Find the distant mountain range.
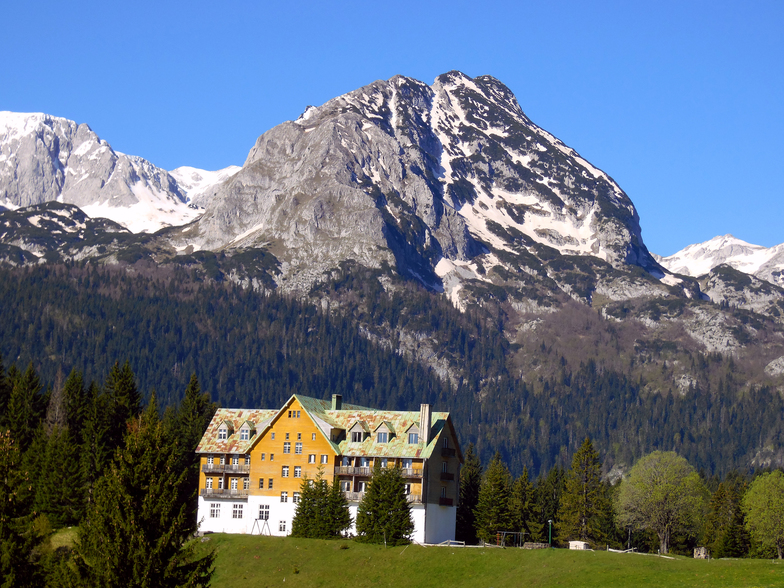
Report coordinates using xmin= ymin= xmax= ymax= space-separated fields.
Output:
xmin=1 ymin=73 xmax=783 ymax=473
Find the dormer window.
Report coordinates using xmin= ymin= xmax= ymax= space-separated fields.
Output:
xmin=377 ymin=432 xmax=388 ymax=443
xmin=218 ymin=428 xmax=227 ymax=440
xmin=351 ymin=431 xmax=363 ymax=443
xmin=408 ymin=432 xmax=419 ymax=444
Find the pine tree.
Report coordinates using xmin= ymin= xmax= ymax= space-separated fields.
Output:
xmin=5 ymin=362 xmax=44 ymax=452
xmin=34 ymin=426 xmax=84 ymax=527
xmin=103 ymin=361 xmax=142 ymax=451
xmin=474 ymin=452 xmax=512 ymax=544
xmin=557 ymin=438 xmax=610 ymax=545
xmin=705 ymin=480 xmax=748 ymax=558
xmin=456 ymin=443 xmax=482 ymax=544
xmin=175 ymin=374 xmax=216 ymax=450
xmin=62 ymin=368 xmax=87 ymax=436
xmin=509 ymin=466 xmax=542 ymax=543
xmin=535 ymin=465 xmax=565 ymax=544
xmin=80 ymin=382 xmax=111 ymax=507
xmin=75 ymin=415 xmax=214 ymax=587
xmin=0 ymin=429 xmax=43 ymax=587
xmin=0 ymin=354 xmax=10 ymax=421
xmin=292 ymin=471 xmax=351 ymax=539
xmin=356 ymin=466 xmax=414 ymax=545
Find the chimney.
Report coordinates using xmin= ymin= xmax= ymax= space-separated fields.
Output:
xmin=419 ymin=403 xmax=431 ymax=445
xmin=331 ymin=394 xmax=342 ymax=411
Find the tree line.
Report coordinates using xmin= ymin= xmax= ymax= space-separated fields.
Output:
xmin=457 ymin=439 xmax=784 ymax=559
xmin=0 ymin=357 xmax=216 ymax=587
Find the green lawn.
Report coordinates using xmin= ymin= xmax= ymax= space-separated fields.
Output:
xmin=200 ymin=534 xmax=784 ymax=588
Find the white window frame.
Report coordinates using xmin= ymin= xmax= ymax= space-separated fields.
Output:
xmin=308 ymin=454 xmax=316 ymax=464
xmin=283 ymin=442 xmax=291 ymax=454
xmin=279 ymin=520 xmax=286 ymax=532
xmin=218 ymin=478 xmax=224 ymax=489
xmin=293 ymin=491 xmax=300 ymax=504
xmin=231 ymin=478 xmax=238 ymax=490
xmin=243 ymin=477 xmax=250 ymax=490
xmin=210 ymin=503 xmax=220 ymax=518
xmin=377 ymin=432 xmax=388 ymax=443
xmin=295 ymin=442 xmax=302 ymax=454
xmin=281 ymin=492 xmax=288 ymax=503
xmin=206 ymin=477 xmax=213 ymax=489
xmin=218 ymin=428 xmax=227 ymax=440
xmin=259 ymin=505 xmax=269 ymax=520
xmin=232 ymin=503 xmax=244 ymax=519
xmin=294 ymin=466 xmax=302 ymax=478
xmin=408 ymin=432 xmax=418 ymax=444
xmin=321 ymin=455 xmax=329 ymax=464
xmin=282 ymin=466 xmax=289 ymax=478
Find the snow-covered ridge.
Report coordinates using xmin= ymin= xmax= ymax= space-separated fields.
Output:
xmin=0 ymin=111 xmax=220 ymax=234
xmin=657 ymin=234 xmax=784 ymax=287
xmin=170 ymin=165 xmax=241 ymax=204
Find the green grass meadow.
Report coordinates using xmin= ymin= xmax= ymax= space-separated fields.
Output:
xmin=198 ymin=534 xmax=784 ymax=588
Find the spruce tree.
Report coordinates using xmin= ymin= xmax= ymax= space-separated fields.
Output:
xmin=705 ymin=480 xmax=748 ymax=558
xmin=456 ymin=442 xmax=482 ymax=544
xmin=5 ymin=362 xmax=44 ymax=452
xmin=0 ymin=354 xmax=10 ymax=421
xmin=62 ymin=368 xmax=87 ymax=435
xmin=509 ymin=466 xmax=542 ymax=543
xmin=80 ymin=382 xmax=111 ymax=507
xmin=75 ymin=413 xmax=214 ymax=587
xmin=557 ymin=438 xmax=610 ymax=545
xmin=34 ymin=426 xmax=84 ymax=527
xmin=103 ymin=361 xmax=142 ymax=451
xmin=356 ymin=466 xmax=414 ymax=545
xmin=474 ymin=452 xmax=512 ymax=544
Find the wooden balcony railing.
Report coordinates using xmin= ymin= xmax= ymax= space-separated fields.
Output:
xmin=440 ymin=472 xmax=455 ymax=481
xmin=400 ymin=468 xmax=423 ymax=478
xmin=334 ymin=466 xmax=373 ymax=476
xmin=439 ymin=497 xmax=454 ymax=506
xmin=341 ymin=491 xmax=422 ymax=504
xmin=202 ymin=463 xmax=250 ymax=474
xmin=441 ymin=447 xmax=456 ymax=457
xmin=200 ymin=488 xmax=249 ymax=498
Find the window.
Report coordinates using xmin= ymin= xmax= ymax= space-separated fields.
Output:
xmin=340 ymin=480 xmax=351 ymax=492
xmin=271 ymin=432 xmax=275 ymax=440
xmin=210 ymin=503 xmax=220 ymax=518
xmin=357 ymin=481 xmax=367 ymax=492
xmin=288 ymin=410 xmax=292 ymax=418
xmin=297 ymin=410 xmax=301 ymax=418
xmin=294 ymin=466 xmax=302 ymax=478
xmin=245 ymin=455 xmax=251 ymax=465
xmin=443 ymin=437 xmax=449 ymax=448
xmin=377 ymin=432 xmax=388 ymax=443
xmin=232 ymin=504 xmax=244 ymax=519
xmin=240 ymin=428 xmax=249 ymax=440
xmin=360 ymin=457 xmax=370 ymax=467
xmin=259 ymin=478 xmax=264 ymax=489
xmin=403 ymin=458 xmax=412 ymax=469
xmin=219 ymin=456 xmax=226 ymax=465
xmin=207 ymin=455 xmax=214 ymax=465
xmin=351 ymin=431 xmax=362 ymax=443
xmin=408 ymin=432 xmax=418 ymax=444
xmin=285 ymin=433 xmax=290 ymax=440
xmin=342 ymin=456 xmax=350 ymax=466
xmin=231 ymin=478 xmax=238 ymax=490
xmin=218 ymin=428 xmax=227 ymax=440
xmin=218 ymin=478 xmax=224 ymax=489
xmin=259 ymin=505 xmax=269 ymax=520
xmin=321 ymin=455 xmax=329 ymax=464
xmin=283 ymin=442 xmax=291 ymax=454
xmin=206 ymin=477 xmax=213 ymax=489
xmin=243 ymin=478 xmax=250 ymax=490
xmin=440 ymin=486 xmax=447 ymax=498
xmin=442 ymin=461 xmax=448 ymax=473
xmin=380 ymin=458 xmax=388 ymax=468
xmin=232 ymin=456 xmax=239 ymax=465
xmin=293 ymin=492 xmax=300 ymax=504
xmin=308 ymin=454 xmax=316 ymax=464
xmin=312 ymin=433 xmax=316 ymax=441
xmin=270 ymin=454 xmax=274 ymax=461
xmin=268 ymin=478 xmax=273 ymax=489
xmin=281 ymin=492 xmax=288 ymax=503
xmin=261 ymin=453 xmax=266 ymax=461
xmin=279 ymin=520 xmax=286 ymax=532
xmin=404 ymin=484 xmax=411 ymax=495
xmin=282 ymin=466 xmax=289 ymax=477
xmin=295 ymin=442 xmax=302 ymax=454
xmin=297 ymin=433 xmax=301 ymax=440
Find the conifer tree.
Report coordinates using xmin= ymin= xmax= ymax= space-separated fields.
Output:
xmin=175 ymin=374 xmax=216 ymax=450
xmin=80 ymin=382 xmax=111 ymax=506
xmin=5 ymin=362 xmax=44 ymax=452
xmin=103 ymin=361 xmax=141 ymax=450
xmin=557 ymin=438 xmax=610 ymax=544
xmin=535 ymin=465 xmax=565 ymax=543
xmin=34 ymin=426 xmax=84 ymax=527
xmin=356 ymin=466 xmax=413 ymax=545
xmin=292 ymin=470 xmax=351 ymax=539
xmin=0 ymin=430 xmax=43 ymax=587
xmin=704 ymin=479 xmax=748 ymax=558
xmin=456 ymin=443 xmax=482 ymax=544
xmin=62 ymin=368 xmax=87 ymax=435
xmin=0 ymin=354 xmax=10 ymax=420
xmin=75 ymin=414 xmax=214 ymax=587
xmin=474 ymin=452 xmax=512 ymax=544
xmin=509 ymin=466 xmax=542 ymax=542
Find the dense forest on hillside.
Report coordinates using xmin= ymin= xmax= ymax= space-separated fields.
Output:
xmin=1 ymin=262 xmax=783 ymax=477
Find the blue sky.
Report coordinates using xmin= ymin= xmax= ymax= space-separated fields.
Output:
xmin=2 ymin=1 xmax=781 ymax=255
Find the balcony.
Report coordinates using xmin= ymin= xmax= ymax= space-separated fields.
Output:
xmin=341 ymin=491 xmax=422 ymax=504
xmin=439 ymin=497 xmax=454 ymax=506
xmin=400 ymin=468 xmax=423 ymax=478
xmin=440 ymin=472 xmax=455 ymax=481
xmin=441 ymin=447 xmax=456 ymax=457
xmin=334 ymin=466 xmax=372 ymax=476
xmin=202 ymin=463 xmax=250 ymax=474
xmin=200 ymin=488 xmax=249 ymax=499
xmin=406 ymin=494 xmax=422 ymax=504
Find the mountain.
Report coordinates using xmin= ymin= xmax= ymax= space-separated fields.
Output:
xmin=656 ymin=234 xmax=784 ymax=288
xmin=169 ymin=165 xmax=241 ymax=205
xmin=0 ymin=111 xmax=201 ymax=233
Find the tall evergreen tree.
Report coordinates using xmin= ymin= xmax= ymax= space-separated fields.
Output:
xmin=80 ymin=382 xmax=111 ymax=507
xmin=456 ymin=443 xmax=482 ymax=544
xmin=175 ymin=374 xmax=216 ymax=450
xmin=704 ymin=479 xmax=748 ymax=558
xmin=474 ymin=452 xmax=512 ymax=544
xmin=62 ymin=368 xmax=87 ymax=436
xmin=356 ymin=466 xmax=414 ymax=545
xmin=535 ymin=465 xmax=565 ymax=544
xmin=103 ymin=361 xmax=141 ymax=451
xmin=0 ymin=430 xmax=43 ymax=587
xmin=5 ymin=362 xmax=44 ymax=452
xmin=557 ymin=438 xmax=610 ymax=545
xmin=291 ymin=470 xmax=351 ymax=539
xmin=0 ymin=354 xmax=10 ymax=421
xmin=34 ymin=426 xmax=84 ymax=527
xmin=75 ymin=416 xmax=214 ymax=587
xmin=509 ymin=466 xmax=542 ymax=542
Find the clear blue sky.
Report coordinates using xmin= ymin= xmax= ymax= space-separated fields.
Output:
xmin=2 ymin=1 xmax=782 ymax=255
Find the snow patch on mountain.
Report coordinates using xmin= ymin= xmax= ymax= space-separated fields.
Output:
xmin=170 ymin=165 xmax=241 ymax=204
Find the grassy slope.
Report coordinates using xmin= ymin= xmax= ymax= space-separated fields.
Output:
xmin=201 ymin=534 xmax=784 ymax=588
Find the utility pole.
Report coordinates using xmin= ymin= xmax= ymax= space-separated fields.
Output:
xmin=548 ymin=519 xmax=553 ymax=547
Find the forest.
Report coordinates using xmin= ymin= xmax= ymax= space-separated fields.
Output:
xmin=1 ymin=262 xmax=782 ymax=479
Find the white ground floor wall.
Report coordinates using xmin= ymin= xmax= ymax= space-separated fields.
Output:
xmin=197 ymin=495 xmax=456 ymax=544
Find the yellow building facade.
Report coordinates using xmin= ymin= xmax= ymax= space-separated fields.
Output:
xmin=196 ymin=394 xmax=462 ymax=543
